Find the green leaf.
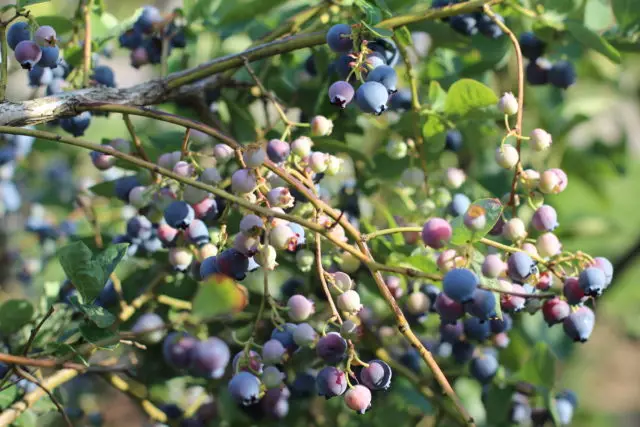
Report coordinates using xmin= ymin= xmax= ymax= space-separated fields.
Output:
xmin=484 ymin=384 xmax=515 ymax=425
xmin=450 ymin=198 xmax=503 ymax=246
xmin=94 ymin=243 xmax=128 ymax=280
xmin=0 ymin=299 xmax=34 ymax=334
xmin=428 ymin=81 xmax=447 ymax=112
xmin=444 ymin=79 xmax=498 ymax=117
xmin=611 ymin=0 xmax=640 ymax=33
xmin=88 ymin=180 xmax=117 ymax=198
xmin=78 ymin=304 xmax=115 ymax=328
xmin=12 ymin=409 xmax=37 ymax=427
xmin=422 ymin=115 xmax=446 ymax=139
xmin=354 ymin=0 xmax=382 ymax=25
xmin=18 ymin=0 xmax=50 ymax=7
xmin=360 ymin=21 xmax=393 ymax=39
xmin=394 ymin=26 xmax=412 ymax=47
xmin=79 ymin=322 xmax=119 ymax=349
xmin=0 ymin=386 xmax=17 ymax=409
xmin=565 ymin=20 xmax=621 ymax=63
xmin=516 ymin=342 xmax=556 ymax=388
xmin=64 ymin=46 xmax=83 ymax=68
xmin=35 ymin=16 xmax=73 ymax=35
xmin=191 ymin=274 xmax=248 ymax=320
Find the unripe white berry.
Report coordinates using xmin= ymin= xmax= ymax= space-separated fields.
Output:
xmin=530 ymin=128 xmax=552 ymax=152
xmin=539 ymin=170 xmax=560 ymax=194
xmin=337 ymin=290 xmax=363 ymax=314
xmin=291 ymin=136 xmax=313 ymax=157
xmin=495 ymin=144 xmax=519 ymax=169
xmin=502 ymin=218 xmax=527 ymax=242
xmin=310 ymin=115 xmax=333 ymax=136
xmin=498 ymin=92 xmax=518 ymax=116
xmin=255 ymin=244 xmax=278 ymax=270
xmin=308 ymin=152 xmax=329 ymax=173
xmin=445 ymin=167 xmax=466 ymax=189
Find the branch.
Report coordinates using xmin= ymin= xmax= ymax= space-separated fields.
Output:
xmin=0 ymin=0 xmax=496 ymax=127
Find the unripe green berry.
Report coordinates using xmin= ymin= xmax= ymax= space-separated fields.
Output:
xmin=386 ymin=140 xmax=408 ymax=159
xmin=310 ymin=115 xmax=333 ymax=136
xmin=296 ymin=249 xmax=315 ymax=272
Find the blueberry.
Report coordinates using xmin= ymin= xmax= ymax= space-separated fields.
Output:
xmin=34 ymin=26 xmax=57 ymax=47
xmin=266 ymin=139 xmax=290 ymax=163
xmin=91 ymin=65 xmax=116 ymax=87
xmin=187 ymin=219 xmax=210 ymax=247
xmin=326 ymin=24 xmax=352 ymax=53
xmin=578 ymin=267 xmax=606 ymax=297
xmin=216 ymin=248 xmax=249 ymax=281
xmin=232 ymin=350 xmax=263 ymax=374
xmin=134 ymin=6 xmax=162 ymax=34
xmin=548 ymin=60 xmax=577 ymax=89
xmin=270 ymin=323 xmax=298 ymax=351
xmin=163 ymin=332 xmax=198 ymax=369
xmin=190 ymin=337 xmax=230 ymax=379
xmin=28 ymin=66 xmax=52 ymax=87
xmin=563 ymin=276 xmax=585 ymax=305
xmin=114 ymin=175 xmax=140 ymax=202
xmin=507 ymin=252 xmax=536 ymax=283
xmin=261 ymin=339 xmax=286 ymax=365
xmin=463 ymin=316 xmax=491 ymax=341
xmin=333 ymin=54 xmax=355 ymax=80
xmin=592 ymin=257 xmax=613 ymax=286
xmin=452 ymin=340 xmax=475 ymax=364
xmin=126 ymin=215 xmax=153 ymax=241
xmin=7 ymin=22 xmax=30 ymax=51
xmin=450 ymin=15 xmax=478 ymax=36
xmin=328 ymin=81 xmax=355 ymax=108
xmin=60 ymin=112 xmax=92 ymax=137
xmin=355 ymin=81 xmax=389 ymax=114
xmin=228 ymin=372 xmax=262 ymax=406
xmin=143 ymin=37 xmax=164 ymax=64
xmin=164 ymin=201 xmax=195 ymax=229
xmin=526 ymin=58 xmax=552 ymax=85
xmin=368 ymin=38 xmax=399 ymax=67
xmin=445 ymin=129 xmax=463 ymax=152
xmin=435 ymin=292 xmax=465 ymax=323
xmin=443 ymin=268 xmax=479 ymax=303
xmin=448 ymin=193 xmax=471 ymax=216
xmin=366 ymin=65 xmax=398 ymax=93
xmin=421 ymin=217 xmax=452 ymax=249
xmin=563 ymin=306 xmax=595 ymax=342
xmin=14 ymin=40 xmax=42 ymax=70
xmin=316 ymin=332 xmax=347 ymax=364
xmin=490 ymin=312 xmax=513 ymax=333
xmin=38 ymin=46 xmax=60 ymax=68
xmin=476 ymin=13 xmax=503 ymax=39
xmin=119 ymin=28 xmax=144 ymax=49
xmin=466 ymin=288 xmax=497 ymax=321
xmin=316 ymin=366 xmax=347 ymax=399
xmin=159 ymin=403 xmax=183 ymax=420
xmin=389 ymin=89 xmax=412 ymax=111
xmin=291 ymin=371 xmax=317 ymax=397
xmin=360 ymin=359 xmax=392 ymax=391
xmin=470 ymin=353 xmax=499 ymax=384
xmin=519 ymin=32 xmax=545 ymax=60
xmin=344 ymin=385 xmax=372 ymax=414
xmin=542 ymin=297 xmax=570 ymax=326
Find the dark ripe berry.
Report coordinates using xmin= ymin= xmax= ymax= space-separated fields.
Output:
xmin=333 ymin=54 xmax=355 ymax=81
xmin=360 ymin=360 xmax=392 ymax=391
xmin=563 ymin=277 xmax=586 ymax=305
xmin=113 ymin=175 xmax=140 ymax=202
xmin=130 ymin=46 xmax=149 ymax=68
xmin=526 ymin=57 xmax=552 ymax=86
xmin=14 ymin=40 xmax=42 ymax=70
xmin=368 ymin=38 xmax=399 ymax=67
xmin=452 ymin=340 xmax=475 ymax=364
xmin=163 ymin=332 xmax=198 ymax=369
xmin=131 ymin=313 xmax=165 ymax=344
xmin=328 ymin=81 xmax=355 ymax=108
xmin=578 ymin=267 xmax=606 ymax=297
xmin=316 ymin=332 xmax=347 ymax=364
xmin=389 ymin=89 xmax=412 ymax=111
xmin=344 ymin=385 xmax=372 ymax=414
xmin=119 ymin=28 xmax=144 ymax=49
xmin=519 ymin=32 xmax=545 ymax=60
xmin=60 ymin=112 xmax=92 ymax=137
xmin=159 ymin=403 xmax=183 ymax=420
xmin=440 ymin=320 xmax=464 ymax=343
xmin=470 ymin=353 xmax=499 ymax=384
xmin=38 ymin=46 xmax=59 ymax=68
xmin=290 ymin=371 xmax=316 ymax=397
xmin=448 ymin=193 xmax=471 ymax=216
xmin=228 ymin=372 xmax=262 ymax=406
xmin=355 ymin=81 xmax=389 ymax=115
xmin=316 ymin=366 xmax=347 ymax=399
xmin=261 ymin=388 xmax=290 ymax=419
xmin=190 ymin=337 xmax=230 ymax=379
xmin=187 ymin=219 xmax=210 ymax=247
xmin=91 ymin=65 xmax=116 ymax=87
xmin=216 ymin=248 xmax=249 ymax=281
xmin=199 ymin=256 xmax=219 ymax=279
xmin=399 ymin=349 xmax=421 ymax=372
xmin=549 ymin=60 xmax=577 ymax=89
xmin=28 ymin=66 xmax=51 ymax=87
xmin=421 ymin=284 xmax=441 ymax=312
xmin=7 ymin=22 xmax=30 ymax=51
xmin=476 ymin=13 xmax=503 ymax=39
xmin=445 ymin=129 xmax=463 ymax=152
xmin=450 ymin=14 xmax=478 ymax=36
xmin=169 ymin=27 xmax=186 ymax=48
xmin=144 ymin=36 xmax=165 ymax=64
xmin=507 ymin=252 xmax=536 ymax=283
xmin=592 ymin=257 xmax=613 ymax=286
xmin=126 ymin=215 xmax=153 ymax=240
xmin=443 ymin=268 xmax=479 ymax=303
xmin=266 ymin=139 xmax=290 ymax=163
xmin=232 ymin=350 xmax=263 ymax=374
xmin=466 ymin=289 xmax=496 ymax=320
xmin=134 ymin=6 xmax=162 ymax=34
xmin=463 ymin=316 xmax=491 ymax=342
xmin=326 ymin=24 xmax=352 ymax=53
xmin=164 ymin=201 xmax=195 ymax=229
xmin=366 ymin=65 xmax=398 ymax=93
xmin=261 ymin=339 xmax=286 ymax=365
xmin=563 ymin=306 xmax=595 ymax=342
xmin=435 ymin=292 xmax=465 ymax=323
xmin=304 ymin=55 xmax=317 ymax=76
xmin=421 ymin=217 xmax=452 ymax=249
xmin=542 ymin=297 xmax=571 ymax=326
xmin=271 ymin=323 xmax=298 ymax=351
xmin=490 ymin=313 xmax=513 ymax=334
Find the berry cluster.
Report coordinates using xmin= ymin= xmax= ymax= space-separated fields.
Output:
xmin=118 ymin=6 xmax=186 ymax=69
xmin=520 ymin=32 xmax=577 ymax=89
xmin=8 ymin=22 xmax=59 ymax=71
xmin=432 ymin=0 xmax=505 ymax=39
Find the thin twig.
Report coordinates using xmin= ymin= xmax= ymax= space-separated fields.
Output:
xmin=23 ymin=307 xmax=55 ymax=356
xmin=0 ymin=25 xmax=8 ymax=101
xmin=180 ymin=128 xmax=191 ymax=160
xmin=82 ymin=0 xmax=92 ymax=88
xmin=315 ymin=232 xmax=342 ymax=324
xmin=15 ymin=367 xmax=73 ymax=427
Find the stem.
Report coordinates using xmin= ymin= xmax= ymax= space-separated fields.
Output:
xmin=364 ymin=226 xmax=422 ymax=241
xmin=315 ymin=232 xmax=342 ymax=324
xmin=82 ymin=0 xmax=92 ymax=88
xmin=0 ymin=25 xmax=8 ymax=101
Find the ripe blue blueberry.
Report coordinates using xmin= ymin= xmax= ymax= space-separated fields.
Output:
xmin=216 ymin=248 xmax=249 ymax=281
xmin=316 ymin=332 xmax=347 ymax=364
xmin=465 ymin=288 xmax=497 ymax=321
xmin=440 ymin=320 xmax=464 ymax=343
xmin=463 ymin=316 xmax=491 ymax=341
xmin=114 ymin=175 xmax=140 ymax=202
xmin=355 ymin=81 xmax=389 ymax=115
xmin=490 ymin=312 xmax=513 ymax=333
xmin=448 ymin=193 xmax=471 ymax=217
xmin=452 ymin=340 xmax=475 ymax=364
xmin=91 ymin=65 xmax=116 ymax=87
xmin=119 ymin=28 xmax=144 ymax=49
xmin=316 ymin=366 xmax=347 ymax=399
xmin=366 ymin=65 xmax=398 ymax=93
xmin=28 ymin=66 xmax=52 ymax=87
xmin=328 ymin=81 xmax=355 ymax=108
xmin=548 ymin=60 xmax=577 ymax=89
xmin=360 ymin=359 xmax=392 ymax=391
xmin=228 ymin=372 xmax=262 ymax=406
xmin=326 ymin=24 xmax=352 ymax=53
xmin=271 ymin=323 xmax=298 ymax=351
xmin=60 ymin=112 xmax=92 ymax=137
xmin=476 ymin=13 xmax=503 ymax=39
xmin=519 ymin=32 xmax=545 ymax=60
xmin=445 ymin=129 xmax=463 ymax=152
xmin=592 ymin=257 xmax=613 ymax=286
xmin=470 ymin=353 xmax=499 ymax=384
xmin=126 ymin=215 xmax=153 ymax=241
xmin=507 ymin=252 xmax=536 ymax=283
xmin=164 ymin=201 xmax=195 ymax=229
xmin=163 ymin=332 xmax=198 ymax=369
xmin=38 ymin=46 xmax=60 ymax=68
xmin=450 ymin=15 xmax=478 ymax=36
xmin=190 ymin=337 xmax=230 ymax=379
xmin=563 ymin=306 xmax=595 ymax=342
xmin=443 ymin=268 xmax=479 ymax=303
xmin=187 ymin=219 xmax=210 ymax=247
xmin=578 ymin=267 xmax=606 ymax=297
xmin=7 ymin=22 xmax=30 ymax=51
xmin=368 ymin=38 xmax=399 ymax=67
xmin=389 ymin=89 xmax=412 ymax=111
xmin=526 ymin=58 xmax=552 ymax=86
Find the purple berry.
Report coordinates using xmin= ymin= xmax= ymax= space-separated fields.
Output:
xmin=287 ymin=294 xmax=315 ymax=322
xmin=328 ymin=81 xmax=355 ymax=108
xmin=266 ymin=139 xmax=290 ymax=163
xmin=231 ymin=169 xmax=257 ymax=194
xmin=216 ymin=248 xmax=249 ymax=281
xmin=490 ymin=312 xmax=513 ymax=333
xmin=270 ymin=323 xmax=298 ymax=351
xmin=532 ymin=205 xmax=558 ymax=232
xmin=316 ymin=366 xmax=347 ymax=399
xmin=190 ymin=337 xmax=230 ymax=379
xmin=163 ymin=332 xmax=198 ymax=369
xmin=261 ymin=339 xmax=286 ymax=365
xmin=563 ymin=277 xmax=586 ymax=305
xmin=542 ymin=298 xmax=570 ymax=326
xmin=434 ymin=292 xmax=465 ymax=323
xmin=316 ymin=332 xmax=347 ymax=364
xmin=14 ymin=40 xmax=42 ymax=70
xmin=35 ymin=26 xmax=57 ymax=47
xmin=563 ymin=306 xmax=595 ymax=342
xmin=131 ymin=313 xmax=165 ymax=344
xmin=482 ymin=254 xmax=506 ymax=278
xmin=360 ymin=360 xmax=392 ymax=391
xmin=326 ymin=24 xmax=352 ymax=53
xmin=421 ymin=217 xmax=452 ymax=249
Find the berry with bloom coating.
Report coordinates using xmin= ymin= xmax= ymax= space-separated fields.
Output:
xmin=470 ymin=353 xmax=499 ymax=384
xmin=355 ymin=81 xmax=389 ymax=115
xmin=578 ymin=267 xmax=606 ymax=297
xmin=421 ymin=217 xmax=452 ymax=249
xmin=537 ymin=232 xmax=562 ymax=257
xmin=14 ymin=41 xmax=42 ymax=70
xmin=262 ymin=365 xmax=285 ymax=389
xmin=502 ymin=218 xmax=527 ymax=242
xmin=501 ymin=283 xmax=527 ymax=312
xmin=164 ymin=201 xmax=195 ymax=229
xmin=216 ymin=248 xmax=249 ymax=281
xmin=163 ymin=332 xmax=198 ymax=369
xmin=445 ymin=129 xmax=463 ymax=151
xmin=213 ymin=144 xmax=234 ymax=162
xmin=228 ymin=372 xmax=262 ymax=406
xmin=316 ymin=332 xmax=347 ymax=364
xmin=344 ymin=385 xmax=372 ymax=414
xmin=563 ymin=306 xmax=595 ymax=342
xmin=592 ymin=257 xmax=613 ymax=286
xmin=445 ymin=167 xmax=466 ymax=189
xmin=60 ymin=112 xmax=92 ymax=137
xmin=443 ymin=268 xmax=479 ymax=303
xmin=231 ymin=169 xmax=257 ymax=194
xmin=267 ymin=187 xmax=295 ymax=209
xmin=449 ymin=193 xmax=471 ymax=216
xmin=366 ymin=65 xmax=398 ymax=93
xmin=38 ymin=46 xmax=60 ymax=68
xmin=532 ymin=205 xmax=558 ymax=232
xmin=563 ymin=277 xmax=586 ymax=305
xmin=187 ymin=219 xmax=210 ymax=247
xmin=239 ymin=214 xmax=264 ymax=236
xmin=549 ymin=60 xmax=577 ymax=89
xmin=463 ymin=316 xmax=491 ymax=341
xmin=435 ymin=292 xmax=465 ymax=323
xmin=464 ymin=205 xmax=487 ymax=231
xmin=406 ymin=291 xmax=430 ymax=316
xmin=490 ymin=313 xmax=513 ymax=334
xmin=542 ymin=298 xmax=570 ymax=326
xmin=262 ymin=339 xmax=286 ymax=365
xmin=292 ymin=323 xmax=317 ymax=347
xmin=326 ymin=24 xmax=352 ymax=53
xmin=310 ymin=115 xmax=333 ymax=136
xmin=438 ymin=249 xmax=464 ymax=272
xmin=316 ymin=366 xmax=347 ymax=399
xmin=482 ymin=254 xmax=506 ymax=278
xmin=526 ymin=57 xmax=552 ymax=85
xmin=271 ymin=323 xmax=298 ymax=351
xmin=530 ymin=128 xmax=552 ymax=151
xmin=507 ymin=252 xmax=536 ymax=283
xmin=519 ymin=32 xmax=545 ymax=60
xmin=495 ymin=144 xmax=519 ymax=169
xmin=168 ymin=247 xmax=194 ymax=272
xmin=361 ymin=360 xmax=392 ymax=391
xmin=232 ymin=350 xmax=263 ymax=374
xmin=267 ymin=139 xmax=290 ymax=163
xmin=466 ymin=288 xmax=497 ymax=320
xmin=450 ymin=14 xmax=478 ymax=36
xmin=498 ymin=92 xmax=518 ymax=115
xmin=131 ymin=313 xmax=165 ymax=344
xmin=270 ymin=224 xmax=297 ymax=251
xmin=337 ymin=289 xmax=362 ymax=314
xmin=7 ymin=22 xmax=30 ymax=50
xmin=243 ymin=145 xmax=266 ymax=168
xmin=190 ymin=337 xmax=230 ymax=379
xmin=287 ymin=295 xmax=315 ymax=322
xmin=328 ymin=81 xmax=355 ymax=108
xmin=291 ymin=136 xmax=313 ymax=157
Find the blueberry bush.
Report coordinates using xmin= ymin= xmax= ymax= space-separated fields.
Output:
xmin=0 ymin=0 xmax=636 ymax=426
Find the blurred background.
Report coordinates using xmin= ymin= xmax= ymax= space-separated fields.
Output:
xmin=0 ymin=0 xmax=639 ymax=426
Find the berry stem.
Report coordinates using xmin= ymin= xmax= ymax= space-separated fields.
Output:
xmin=82 ymin=0 xmax=92 ymax=88
xmin=0 ymin=25 xmax=7 ymax=101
